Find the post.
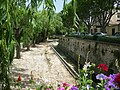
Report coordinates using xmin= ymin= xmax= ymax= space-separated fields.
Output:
xmin=78 ymin=55 xmax=80 ymax=74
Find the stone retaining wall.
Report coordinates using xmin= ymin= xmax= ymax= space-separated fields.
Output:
xmin=58 ymin=37 xmax=120 ymax=73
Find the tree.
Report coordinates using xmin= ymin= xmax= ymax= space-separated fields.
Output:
xmin=0 ymin=0 xmax=69 ymax=89
xmin=92 ymin=0 xmax=119 ymax=32
xmin=76 ymin=0 xmax=120 ymax=33
xmin=76 ymin=0 xmax=96 ymax=33
xmin=50 ymin=13 xmax=63 ymax=35
xmin=61 ymin=2 xmax=74 ymax=29
xmin=0 ymin=0 xmax=16 ymax=89
xmin=13 ymin=7 xmax=26 ymax=58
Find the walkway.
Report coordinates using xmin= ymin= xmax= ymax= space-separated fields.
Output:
xmin=11 ymin=41 xmax=75 ymax=89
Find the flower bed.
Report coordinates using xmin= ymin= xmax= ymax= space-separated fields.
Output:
xmin=14 ymin=61 xmax=120 ymax=90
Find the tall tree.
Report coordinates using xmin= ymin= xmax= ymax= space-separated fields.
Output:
xmin=76 ymin=0 xmax=96 ymax=33
xmin=93 ymin=0 xmax=119 ymax=32
xmin=13 ymin=7 xmax=26 ymax=58
xmin=61 ymin=2 xmax=74 ymax=29
xmin=52 ymin=14 xmax=63 ymax=35
xmin=0 ymin=0 xmax=70 ymax=89
xmin=0 ymin=0 xmax=16 ymax=89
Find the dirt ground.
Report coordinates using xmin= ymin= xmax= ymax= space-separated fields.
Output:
xmin=11 ymin=40 xmax=75 ymax=90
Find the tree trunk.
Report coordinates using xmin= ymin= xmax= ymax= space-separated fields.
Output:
xmin=16 ymin=41 xmax=20 ymax=59
xmin=32 ymin=35 xmax=36 ymax=47
xmin=15 ymin=28 xmax=23 ymax=59
xmin=43 ymin=32 xmax=47 ymax=42
xmin=26 ymin=44 xmax=30 ymax=51
xmin=101 ymin=26 xmax=106 ymax=33
xmin=36 ymin=33 xmax=41 ymax=44
xmin=87 ymin=25 xmax=91 ymax=33
xmin=15 ymin=34 xmax=21 ymax=59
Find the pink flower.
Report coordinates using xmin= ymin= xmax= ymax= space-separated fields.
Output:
xmin=57 ymin=87 xmax=65 ymax=90
xmin=46 ymin=88 xmax=50 ymax=90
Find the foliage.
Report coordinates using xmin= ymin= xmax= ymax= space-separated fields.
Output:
xmin=60 ymin=2 xmax=74 ymax=29
xmin=76 ymin=62 xmax=95 ymax=90
xmin=93 ymin=0 xmax=119 ymax=32
xmin=75 ymin=0 xmax=120 ymax=33
xmin=0 ymin=0 xmax=66 ymax=89
xmin=0 ymin=0 xmax=119 ymax=89
xmin=12 ymin=61 xmax=120 ymax=90
xmin=97 ymin=36 xmax=120 ymax=44
xmin=66 ymin=35 xmax=120 ymax=44
xmin=51 ymin=14 xmax=63 ymax=35
xmin=76 ymin=0 xmax=95 ymax=33
xmin=0 ymin=0 xmax=16 ymax=89
xmin=14 ymin=75 xmax=78 ymax=90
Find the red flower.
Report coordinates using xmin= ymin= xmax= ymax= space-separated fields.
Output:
xmin=98 ymin=63 xmax=108 ymax=71
xmin=62 ymin=82 xmax=70 ymax=87
xmin=114 ymin=73 xmax=120 ymax=88
xmin=17 ymin=75 xmax=21 ymax=82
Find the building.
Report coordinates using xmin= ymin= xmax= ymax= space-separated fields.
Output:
xmin=106 ymin=11 xmax=120 ymax=35
xmin=91 ymin=11 xmax=120 ymax=35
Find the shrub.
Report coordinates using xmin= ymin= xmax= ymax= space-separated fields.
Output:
xmin=66 ymin=35 xmax=120 ymax=44
xmin=97 ymin=36 xmax=120 ymax=44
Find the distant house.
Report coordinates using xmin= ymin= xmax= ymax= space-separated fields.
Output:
xmin=106 ymin=11 xmax=120 ymax=35
xmin=91 ymin=11 xmax=120 ymax=35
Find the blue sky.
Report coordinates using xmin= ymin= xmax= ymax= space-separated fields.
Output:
xmin=26 ymin=0 xmax=71 ymax=13
xmin=54 ymin=0 xmax=71 ymax=13
xmin=38 ymin=0 xmax=71 ymax=13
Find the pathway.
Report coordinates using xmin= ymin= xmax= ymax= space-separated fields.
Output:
xmin=11 ymin=41 xmax=75 ymax=90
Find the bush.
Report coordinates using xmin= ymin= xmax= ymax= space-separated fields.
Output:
xmin=97 ymin=37 xmax=120 ymax=44
xmin=82 ymin=36 xmax=94 ymax=40
xmin=66 ymin=35 xmax=120 ymax=44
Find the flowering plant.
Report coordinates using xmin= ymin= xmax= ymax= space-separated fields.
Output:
xmin=14 ymin=75 xmax=78 ymax=90
xmin=13 ymin=63 xmax=120 ymax=90
xmin=16 ymin=75 xmax=22 ymax=90
xmin=96 ymin=63 xmax=120 ymax=90
xmin=76 ymin=61 xmax=95 ymax=90
xmin=96 ymin=73 xmax=120 ymax=90
xmin=76 ymin=62 xmax=120 ymax=90
xmin=98 ymin=63 xmax=108 ymax=72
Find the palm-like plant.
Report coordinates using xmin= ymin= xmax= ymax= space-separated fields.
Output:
xmin=0 ymin=0 xmax=16 ymax=89
xmin=0 ymin=0 xmax=71 ymax=89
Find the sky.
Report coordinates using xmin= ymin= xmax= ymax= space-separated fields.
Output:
xmin=54 ymin=0 xmax=71 ymax=13
xmin=38 ymin=0 xmax=71 ymax=13
xmin=26 ymin=0 xmax=71 ymax=13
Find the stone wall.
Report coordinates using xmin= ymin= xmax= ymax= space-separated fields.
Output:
xmin=58 ymin=37 xmax=120 ymax=73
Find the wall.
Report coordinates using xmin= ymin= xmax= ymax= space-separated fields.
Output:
xmin=106 ymin=25 xmax=119 ymax=35
xmin=110 ymin=11 xmax=120 ymax=25
xmin=58 ymin=37 xmax=120 ymax=73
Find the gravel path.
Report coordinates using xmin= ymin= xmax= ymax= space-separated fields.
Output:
xmin=11 ymin=41 xmax=75 ymax=89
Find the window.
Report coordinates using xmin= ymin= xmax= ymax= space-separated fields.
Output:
xmin=112 ymin=28 xmax=115 ymax=35
xmin=117 ymin=13 xmax=120 ymax=18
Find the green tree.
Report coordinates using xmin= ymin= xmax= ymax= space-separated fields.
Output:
xmin=93 ymin=0 xmax=119 ymax=32
xmin=50 ymin=13 xmax=63 ymax=35
xmin=13 ymin=7 xmax=27 ymax=58
xmin=0 ymin=0 xmax=16 ymax=89
xmin=76 ymin=0 xmax=95 ymax=33
xmin=0 ymin=0 xmax=69 ymax=89
xmin=61 ymin=2 xmax=74 ymax=29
